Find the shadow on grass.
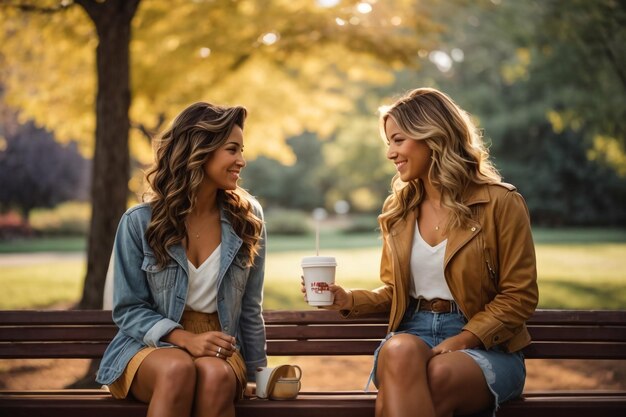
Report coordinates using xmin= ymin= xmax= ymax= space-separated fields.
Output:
xmin=538 ymin=279 xmax=626 ymax=310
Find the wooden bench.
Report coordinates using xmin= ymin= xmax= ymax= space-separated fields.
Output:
xmin=1 ymin=309 xmax=625 ymax=417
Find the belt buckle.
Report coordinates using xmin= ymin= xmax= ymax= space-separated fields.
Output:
xmin=432 ymin=299 xmax=450 ymax=313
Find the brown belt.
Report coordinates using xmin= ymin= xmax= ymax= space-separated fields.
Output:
xmin=414 ymin=298 xmax=456 ymax=313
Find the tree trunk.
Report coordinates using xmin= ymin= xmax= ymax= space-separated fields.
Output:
xmin=76 ymin=0 xmax=141 ymax=309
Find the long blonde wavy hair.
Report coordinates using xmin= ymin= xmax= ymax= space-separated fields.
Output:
xmin=144 ymin=102 xmax=263 ymax=268
xmin=378 ymin=88 xmax=502 ymax=233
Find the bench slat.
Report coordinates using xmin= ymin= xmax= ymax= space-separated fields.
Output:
xmin=0 ymin=326 xmax=118 ymax=342
xmin=526 ymin=310 xmax=626 ymax=325
xmin=528 ymin=326 xmax=626 ymax=342
xmin=265 ymin=325 xmax=387 ymax=340
xmin=523 ymin=342 xmax=626 ymax=360
xmin=1 ymin=309 xmax=624 ymax=326
xmin=0 ymin=310 xmax=113 ymax=325
xmin=0 ymin=392 xmax=625 ymax=417
xmin=0 ymin=343 xmax=109 ymax=359
xmin=1 ymin=325 xmax=624 ymax=344
xmin=2 ymin=340 xmax=625 ymax=360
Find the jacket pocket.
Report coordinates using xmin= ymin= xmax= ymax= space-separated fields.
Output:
xmin=228 ymin=256 xmax=250 ymax=292
xmin=142 ymin=255 xmax=177 ymax=293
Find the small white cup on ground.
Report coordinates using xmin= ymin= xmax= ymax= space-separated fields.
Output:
xmin=301 ymin=256 xmax=337 ymax=306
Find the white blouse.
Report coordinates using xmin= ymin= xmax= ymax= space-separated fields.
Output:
xmin=409 ymin=222 xmax=453 ymax=301
xmin=185 ymin=244 xmax=221 ymax=313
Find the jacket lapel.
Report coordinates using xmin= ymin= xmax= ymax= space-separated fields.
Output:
xmin=444 ymin=184 xmax=489 ymax=269
xmin=389 ymin=210 xmax=416 ymax=289
xmin=167 ymin=243 xmax=189 ymax=274
xmin=218 ymin=207 xmax=242 ymax=289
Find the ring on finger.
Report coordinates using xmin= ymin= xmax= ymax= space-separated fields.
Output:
xmin=217 ymin=347 xmax=222 ymax=355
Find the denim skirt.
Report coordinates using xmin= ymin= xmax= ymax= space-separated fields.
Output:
xmin=369 ymin=305 xmax=525 ymax=416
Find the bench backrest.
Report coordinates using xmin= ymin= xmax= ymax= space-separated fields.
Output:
xmin=0 ymin=309 xmax=625 ymax=360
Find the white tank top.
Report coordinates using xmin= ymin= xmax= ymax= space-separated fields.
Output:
xmin=186 ymin=244 xmax=221 ymax=313
xmin=409 ymin=222 xmax=453 ymax=300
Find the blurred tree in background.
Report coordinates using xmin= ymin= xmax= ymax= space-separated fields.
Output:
xmin=0 ymin=89 xmax=90 ymax=221
xmin=277 ymin=0 xmax=626 ymax=225
xmin=426 ymin=0 xmax=626 ymax=226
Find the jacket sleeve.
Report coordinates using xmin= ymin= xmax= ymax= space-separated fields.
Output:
xmin=111 ymin=212 xmax=181 ymax=347
xmin=238 ymin=202 xmax=268 ymax=380
xmin=463 ymin=191 xmax=539 ymax=349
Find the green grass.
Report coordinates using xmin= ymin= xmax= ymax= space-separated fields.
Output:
xmin=0 ymin=262 xmax=85 ymax=309
xmin=532 ymin=227 xmax=626 ymax=244
xmin=535 ymin=244 xmax=626 ymax=309
xmin=0 ymin=237 xmax=86 ymax=253
xmin=1 ymin=228 xmax=625 ymax=310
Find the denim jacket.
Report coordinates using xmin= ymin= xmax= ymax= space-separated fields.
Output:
xmin=96 ymin=199 xmax=267 ymax=385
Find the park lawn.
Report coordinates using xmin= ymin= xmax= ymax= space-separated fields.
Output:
xmin=0 ymin=229 xmax=625 ymax=310
xmin=0 ymin=262 xmax=85 ymax=309
xmin=535 ymin=244 xmax=626 ymax=309
xmin=0 ymin=237 xmax=86 ymax=253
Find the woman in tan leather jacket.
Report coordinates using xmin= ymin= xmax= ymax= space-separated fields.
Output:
xmin=319 ymin=88 xmax=538 ymax=417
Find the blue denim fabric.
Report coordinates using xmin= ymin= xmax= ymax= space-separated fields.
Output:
xmin=369 ymin=306 xmax=525 ymax=415
xmin=96 ymin=199 xmax=267 ymax=385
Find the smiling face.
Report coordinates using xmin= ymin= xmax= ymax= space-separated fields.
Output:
xmin=203 ymin=125 xmax=246 ymax=191
xmin=385 ymin=116 xmax=432 ymax=182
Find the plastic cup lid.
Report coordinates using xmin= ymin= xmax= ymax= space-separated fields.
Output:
xmin=301 ymin=256 xmax=337 ymax=267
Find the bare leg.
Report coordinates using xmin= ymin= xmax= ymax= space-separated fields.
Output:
xmin=193 ymin=357 xmax=238 ymax=417
xmin=375 ymin=386 xmax=384 ymax=417
xmin=376 ymin=334 xmax=435 ymax=417
xmin=130 ymin=348 xmax=196 ymax=417
xmin=428 ymin=352 xmax=493 ymax=417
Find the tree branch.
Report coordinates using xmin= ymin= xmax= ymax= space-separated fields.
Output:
xmin=131 ymin=113 xmax=166 ymax=143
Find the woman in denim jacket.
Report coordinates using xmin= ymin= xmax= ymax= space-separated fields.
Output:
xmin=96 ymin=102 xmax=266 ymax=417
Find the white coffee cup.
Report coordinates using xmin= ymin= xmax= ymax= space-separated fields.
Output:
xmin=255 ymin=367 xmax=274 ymax=399
xmin=302 ymin=256 xmax=337 ymax=306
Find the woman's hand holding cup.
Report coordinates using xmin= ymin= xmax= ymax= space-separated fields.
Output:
xmin=301 ymin=276 xmax=352 ymax=311
xmin=327 ymin=284 xmax=353 ymax=311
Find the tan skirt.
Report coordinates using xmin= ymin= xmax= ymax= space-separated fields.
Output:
xmin=108 ymin=310 xmax=247 ymax=400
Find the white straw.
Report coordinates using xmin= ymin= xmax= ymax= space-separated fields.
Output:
xmin=316 ymin=220 xmax=320 ymax=256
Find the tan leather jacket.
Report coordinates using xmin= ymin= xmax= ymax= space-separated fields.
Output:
xmin=346 ymin=183 xmax=538 ymax=352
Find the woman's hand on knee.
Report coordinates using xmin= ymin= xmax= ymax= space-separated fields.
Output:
xmin=173 ymin=330 xmax=236 ymax=359
xmin=432 ymin=331 xmax=482 ymax=355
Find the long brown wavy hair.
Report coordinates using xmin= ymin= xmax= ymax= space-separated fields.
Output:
xmin=378 ymin=88 xmax=502 ymax=233
xmin=144 ymin=102 xmax=263 ymax=268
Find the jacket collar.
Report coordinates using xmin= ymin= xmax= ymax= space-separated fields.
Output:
xmin=462 ymin=182 xmax=490 ymax=206
xmin=387 ymin=183 xmax=491 ymax=273
xmin=445 ymin=183 xmax=489 ymax=268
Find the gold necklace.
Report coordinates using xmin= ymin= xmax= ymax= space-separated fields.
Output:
xmin=426 ymin=199 xmax=445 ymax=231
xmin=186 ymin=222 xmax=203 ymax=239
xmin=186 ymin=208 xmax=219 ymax=239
